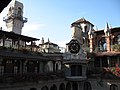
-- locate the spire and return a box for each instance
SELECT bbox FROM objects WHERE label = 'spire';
[105,22,109,31]
[41,37,44,44]
[48,38,50,43]
[104,22,110,36]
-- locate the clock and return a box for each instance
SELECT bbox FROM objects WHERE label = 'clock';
[68,39,80,54]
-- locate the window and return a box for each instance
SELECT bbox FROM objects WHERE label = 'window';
[113,34,120,44]
[59,83,65,90]
[50,84,57,90]
[41,86,48,90]
[66,83,71,90]
[102,57,108,67]
[98,37,106,51]
[117,35,120,44]
[84,82,92,90]
[72,82,78,90]
[110,57,118,67]
[71,65,82,76]
[17,7,22,17]
[110,84,118,90]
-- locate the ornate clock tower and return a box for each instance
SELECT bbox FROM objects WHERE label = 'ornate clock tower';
[63,18,94,90]
[3,0,27,35]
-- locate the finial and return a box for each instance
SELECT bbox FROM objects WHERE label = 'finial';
[48,38,50,43]
[0,27,2,30]
[105,22,109,32]
[41,37,44,44]
[104,22,110,36]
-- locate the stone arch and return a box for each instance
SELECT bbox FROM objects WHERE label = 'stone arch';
[59,83,65,90]
[72,82,78,90]
[30,88,37,90]
[110,84,118,90]
[41,86,49,90]
[55,61,61,71]
[50,84,57,90]
[84,82,92,90]
[66,82,71,90]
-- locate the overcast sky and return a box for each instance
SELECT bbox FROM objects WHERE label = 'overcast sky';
[0,0,120,47]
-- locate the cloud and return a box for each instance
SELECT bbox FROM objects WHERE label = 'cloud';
[22,23,45,33]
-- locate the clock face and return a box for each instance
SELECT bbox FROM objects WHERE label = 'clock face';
[69,39,80,54]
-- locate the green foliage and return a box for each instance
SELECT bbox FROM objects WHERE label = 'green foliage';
[112,44,120,52]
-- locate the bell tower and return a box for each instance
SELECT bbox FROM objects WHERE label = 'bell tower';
[71,17,94,47]
[3,0,27,35]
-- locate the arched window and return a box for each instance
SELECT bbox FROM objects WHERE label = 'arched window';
[117,35,120,44]
[84,82,92,90]
[45,61,53,72]
[17,7,22,17]
[72,82,78,90]
[41,86,48,90]
[98,37,106,51]
[55,61,61,71]
[50,84,57,90]
[110,84,118,90]
[66,82,71,90]
[8,7,12,15]
[59,83,65,90]
[113,34,120,45]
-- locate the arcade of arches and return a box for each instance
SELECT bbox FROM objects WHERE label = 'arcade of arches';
[28,82,93,90]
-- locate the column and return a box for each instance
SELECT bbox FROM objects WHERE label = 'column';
[3,34,6,47]
[89,38,93,52]
[106,36,111,52]
[31,41,33,51]
[18,37,20,49]
[19,60,23,73]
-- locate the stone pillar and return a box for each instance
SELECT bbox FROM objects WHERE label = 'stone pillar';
[19,60,23,73]
[89,38,93,52]
[3,34,6,47]
[106,36,110,52]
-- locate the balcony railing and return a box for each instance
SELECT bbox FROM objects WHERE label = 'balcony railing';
[3,14,28,23]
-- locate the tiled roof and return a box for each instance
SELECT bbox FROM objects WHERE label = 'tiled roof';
[0,49,47,61]
[0,30,39,42]
[71,17,94,26]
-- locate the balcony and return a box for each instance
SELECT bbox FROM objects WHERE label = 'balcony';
[65,76,86,81]
[3,14,28,23]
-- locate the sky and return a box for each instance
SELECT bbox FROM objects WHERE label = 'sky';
[0,0,120,47]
